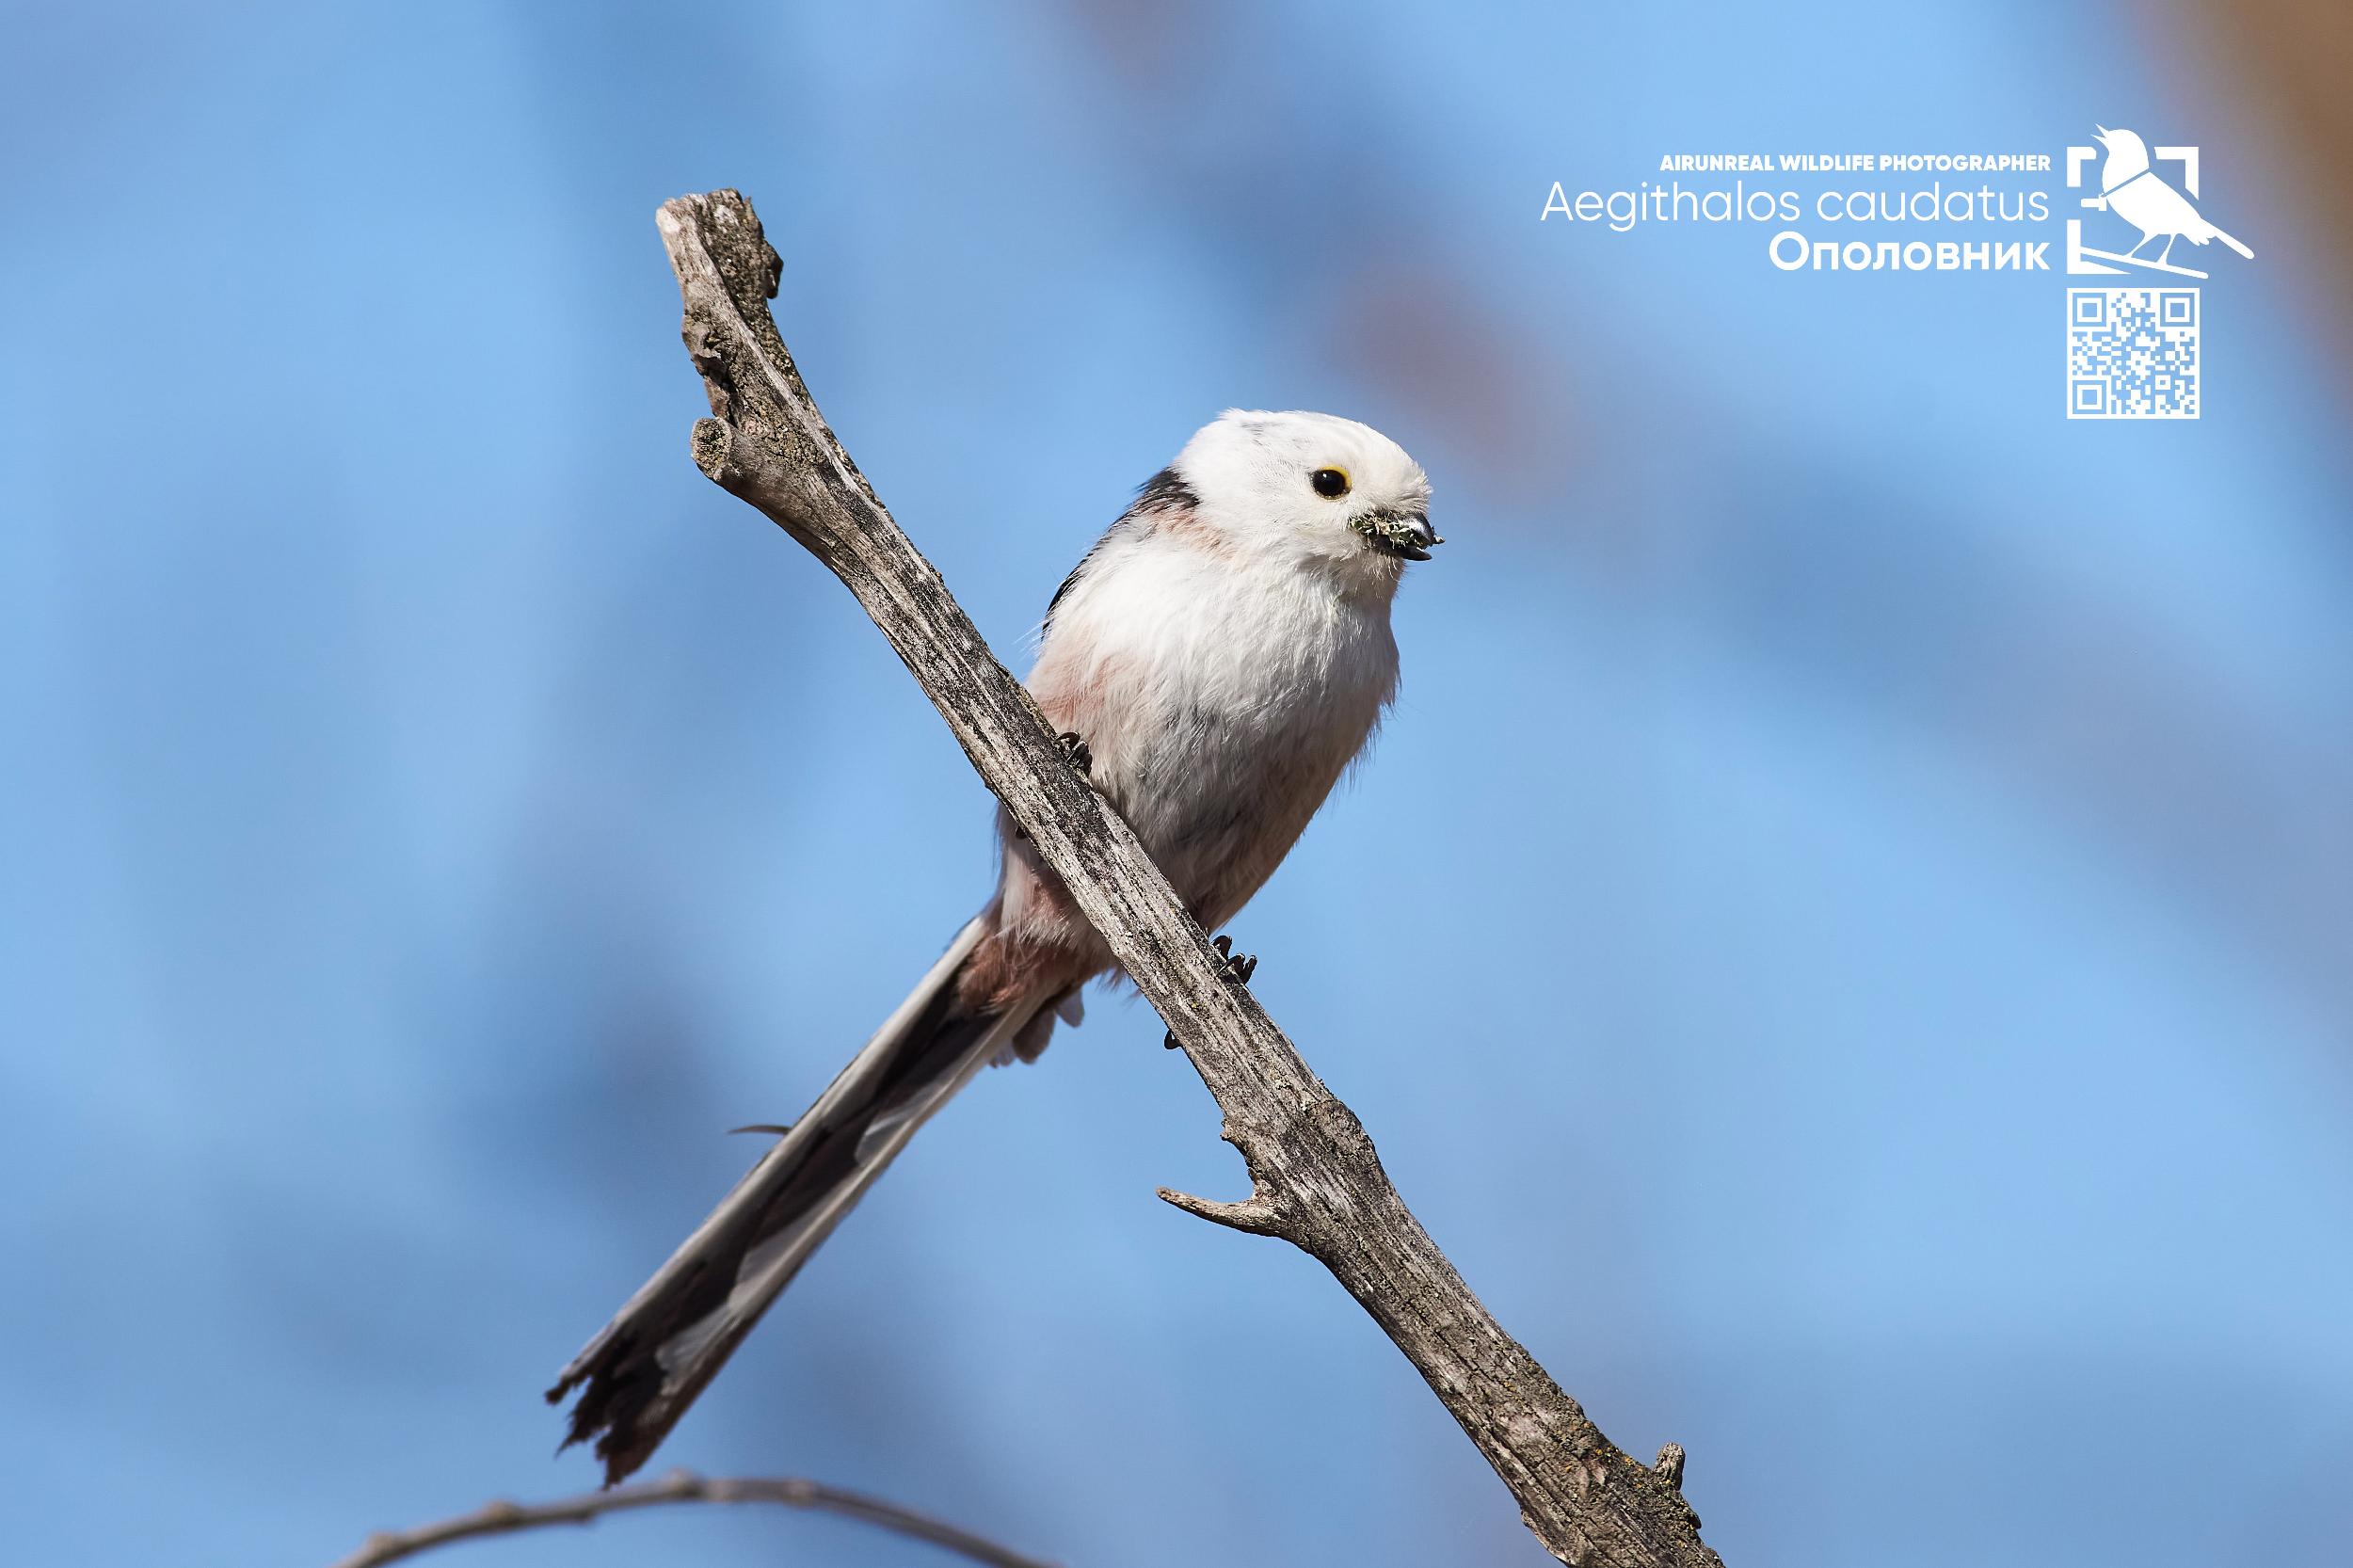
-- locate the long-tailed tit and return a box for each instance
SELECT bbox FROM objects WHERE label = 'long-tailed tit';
[551,409,1440,1480]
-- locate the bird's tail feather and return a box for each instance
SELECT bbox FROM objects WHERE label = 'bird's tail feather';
[548,916,1034,1483]
[2211,226,2252,259]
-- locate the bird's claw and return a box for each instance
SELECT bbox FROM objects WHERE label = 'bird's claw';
[1161,938,1257,1049]
[1211,934,1257,985]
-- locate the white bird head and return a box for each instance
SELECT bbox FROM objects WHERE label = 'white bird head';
[1170,409,1439,576]
[2092,126,2152,174]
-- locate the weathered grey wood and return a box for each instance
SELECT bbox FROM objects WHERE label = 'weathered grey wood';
[655,188,1721,1568]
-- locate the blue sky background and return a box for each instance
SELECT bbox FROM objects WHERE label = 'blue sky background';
[4,4,2348,1565]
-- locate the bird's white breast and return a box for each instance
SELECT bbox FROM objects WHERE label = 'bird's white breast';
[1029,525,1399,922]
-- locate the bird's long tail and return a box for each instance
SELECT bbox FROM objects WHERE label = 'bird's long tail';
[548,917,1039,1484]
[2210,225,2253,259]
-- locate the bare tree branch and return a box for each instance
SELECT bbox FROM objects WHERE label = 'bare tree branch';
[327,1470,1059,1568]
[655,187,1721,1568]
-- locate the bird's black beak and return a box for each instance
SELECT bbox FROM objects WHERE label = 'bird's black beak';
[1363,510,1442,562]
[1401,513,1440,559]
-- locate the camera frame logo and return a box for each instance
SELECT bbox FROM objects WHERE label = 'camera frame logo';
[2062,127,2251,421]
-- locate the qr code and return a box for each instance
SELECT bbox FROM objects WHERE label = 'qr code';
[2067,288,2198,419]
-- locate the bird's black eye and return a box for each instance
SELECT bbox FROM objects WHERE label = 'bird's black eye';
[1310,467,1351,499]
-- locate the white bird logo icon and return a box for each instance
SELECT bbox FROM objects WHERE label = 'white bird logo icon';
[2085,125,2253,268]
